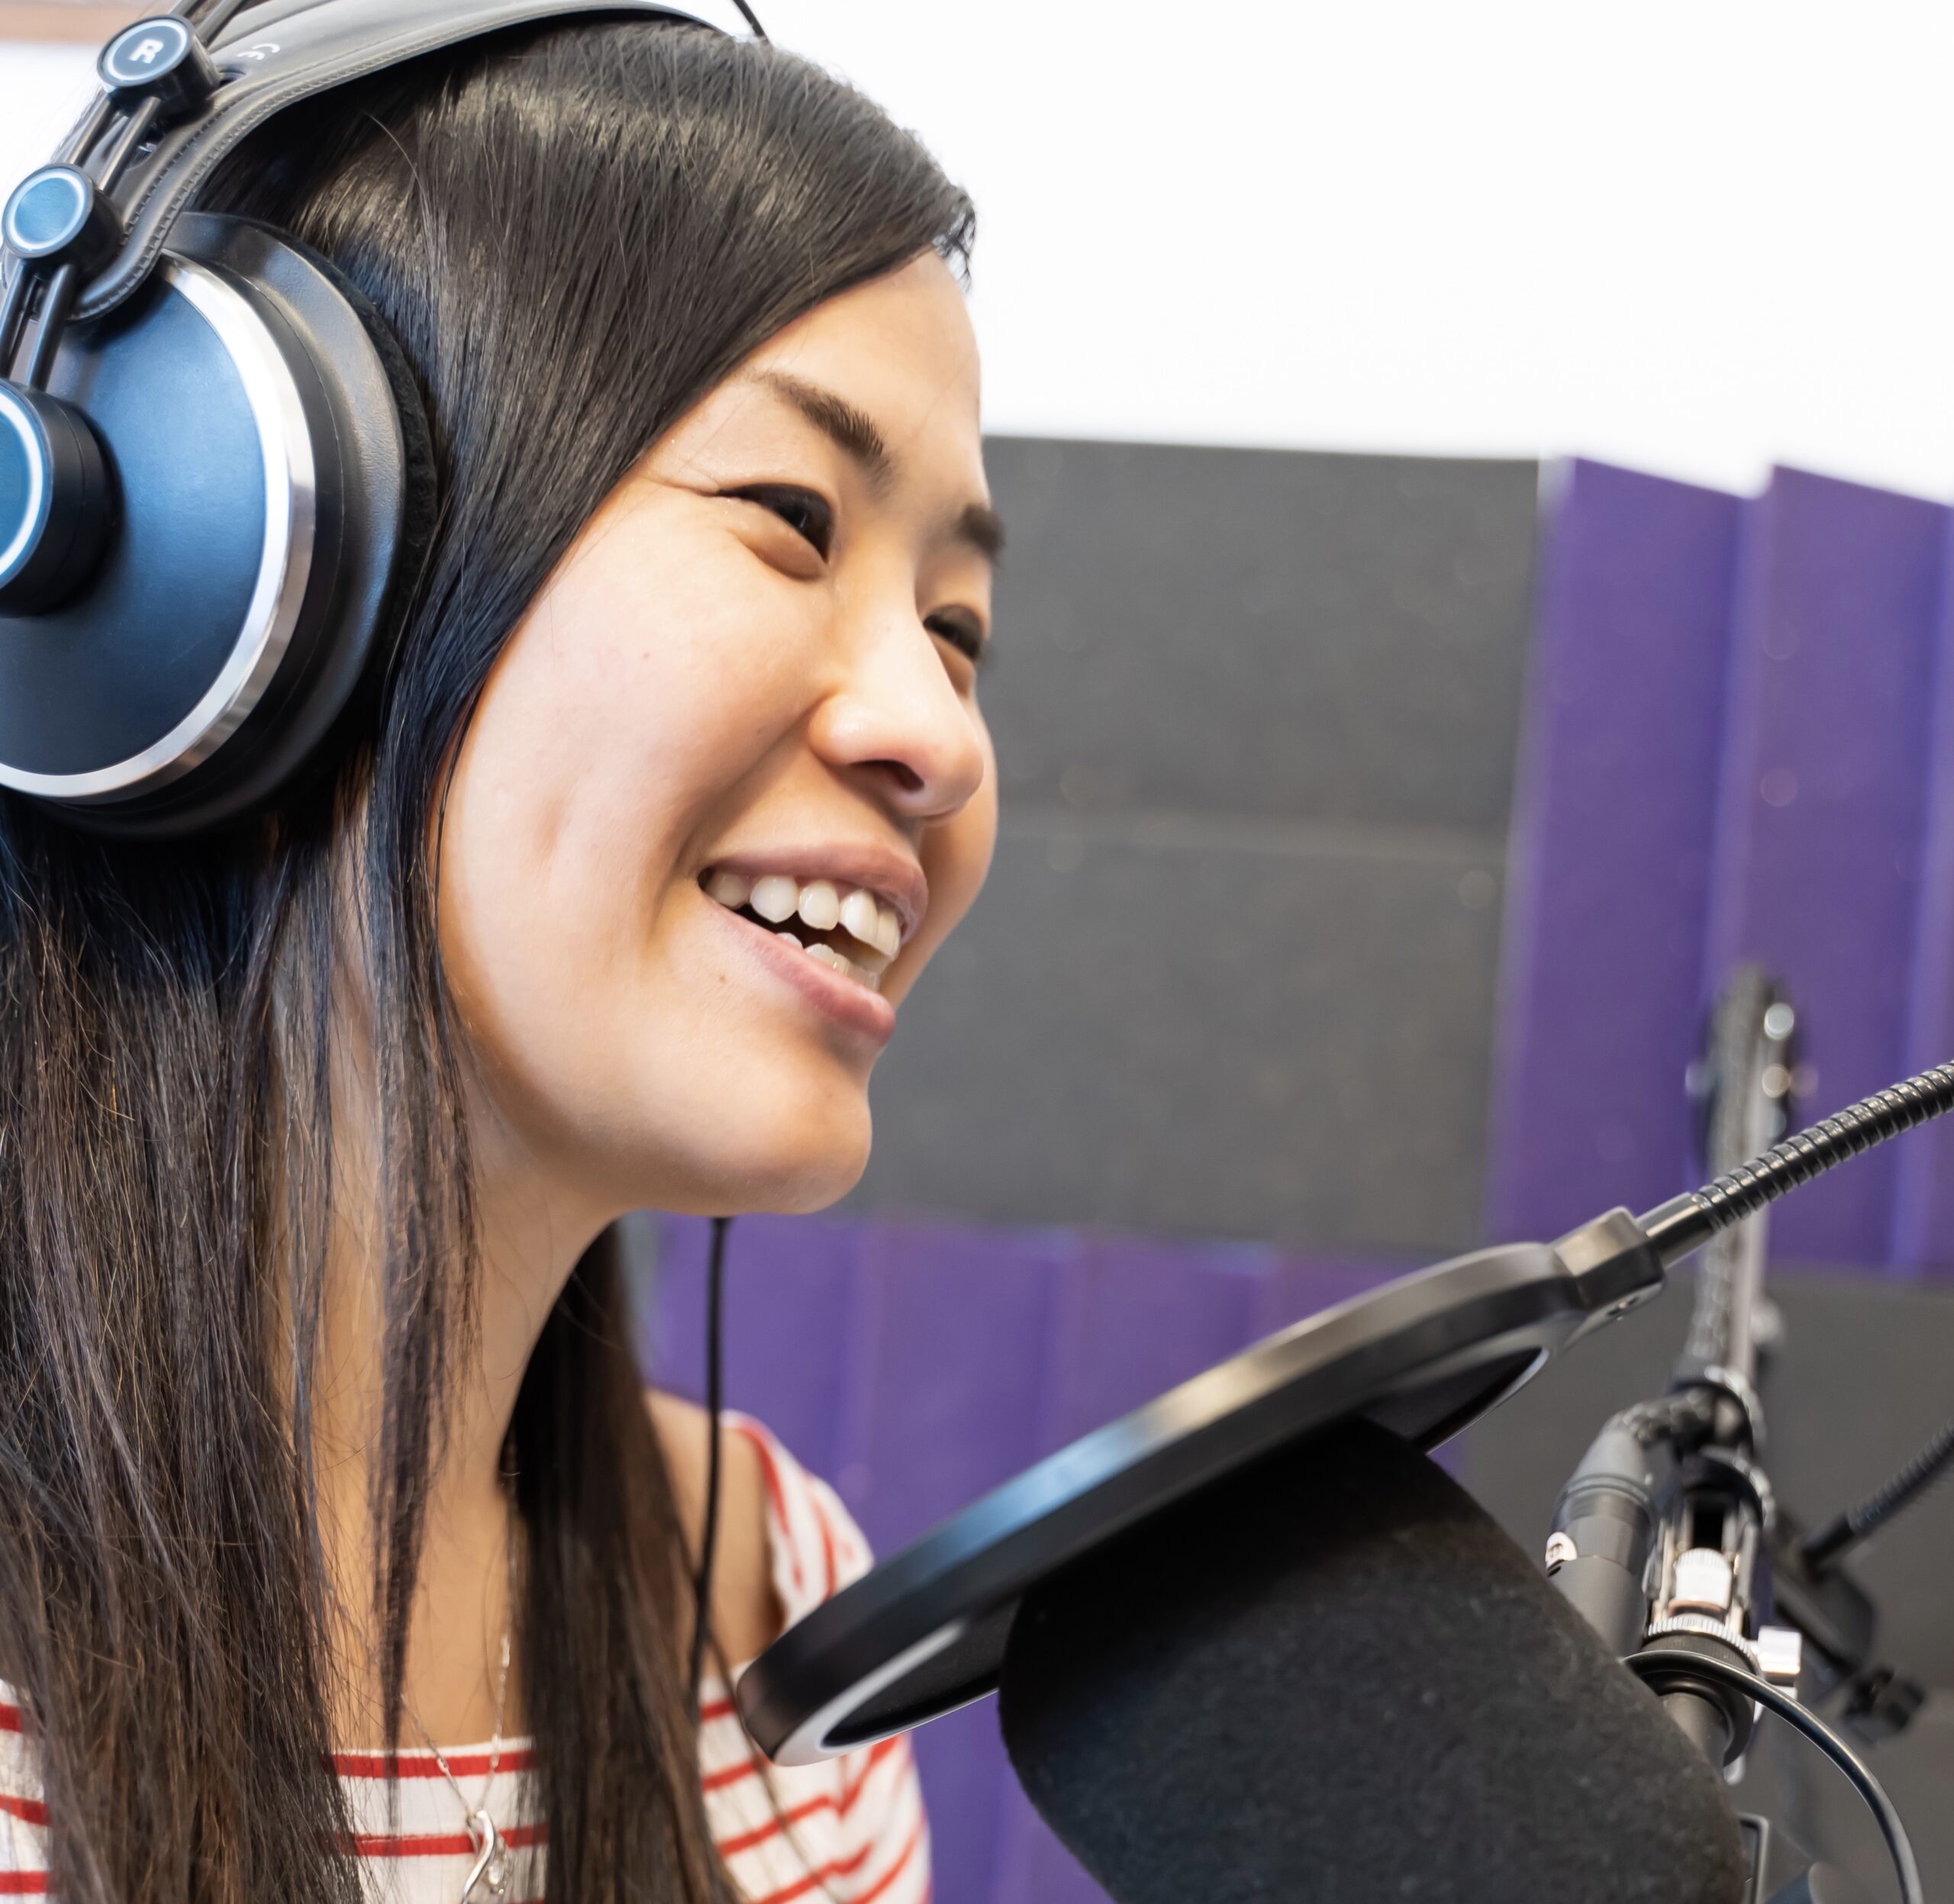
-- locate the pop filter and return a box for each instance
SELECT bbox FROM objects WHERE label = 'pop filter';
[737,1209,1664,1764]
[738,1064,1954,1771]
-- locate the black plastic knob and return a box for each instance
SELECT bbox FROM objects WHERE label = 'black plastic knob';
[0,382,114,615]
[2,168,122,277]
[97,16,222,121]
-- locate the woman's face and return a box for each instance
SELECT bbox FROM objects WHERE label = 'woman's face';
[438,253,998,1222]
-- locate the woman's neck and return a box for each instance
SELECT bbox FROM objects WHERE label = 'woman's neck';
[299,1069,613,1748]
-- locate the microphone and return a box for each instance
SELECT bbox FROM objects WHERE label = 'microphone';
[998,1418,1748,1904]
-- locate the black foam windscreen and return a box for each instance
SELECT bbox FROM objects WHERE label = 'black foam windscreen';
[1000,1419,1748,1904]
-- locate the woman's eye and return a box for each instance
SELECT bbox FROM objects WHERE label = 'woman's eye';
[927,610,987,669]
[727,484,834,559]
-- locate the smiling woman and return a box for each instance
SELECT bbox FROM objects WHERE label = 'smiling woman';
[0,17,985,1904]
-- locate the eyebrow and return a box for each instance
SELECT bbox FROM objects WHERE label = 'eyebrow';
[958,501,1006,564]
[753,368,1005,566]
[758,369,892,489]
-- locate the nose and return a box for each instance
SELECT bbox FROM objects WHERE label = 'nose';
[810,598,988,825]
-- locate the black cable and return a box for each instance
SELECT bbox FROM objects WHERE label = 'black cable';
[687,1216,730,1712]
[0,263,34,379]
[1640,1062,1954,1268]
[1623,1649,1923,1904]
[22,263,79,391]
[56,95,116,172]
[1802,1416,1954,1570]
[727,0,770,38]
[95,95,161,195]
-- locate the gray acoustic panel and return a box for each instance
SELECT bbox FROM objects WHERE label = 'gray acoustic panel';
[850,808,1504,1252]
[848,439,1540,1251]
[979,439,1540,832]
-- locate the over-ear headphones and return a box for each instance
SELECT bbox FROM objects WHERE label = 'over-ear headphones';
[0,0,759,835]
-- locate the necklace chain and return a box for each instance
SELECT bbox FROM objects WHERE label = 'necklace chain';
[398,1503,518,1904]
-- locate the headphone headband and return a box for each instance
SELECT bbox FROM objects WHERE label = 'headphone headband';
[36,0,757,327]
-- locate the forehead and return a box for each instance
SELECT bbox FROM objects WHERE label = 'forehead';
[743,253,985,487]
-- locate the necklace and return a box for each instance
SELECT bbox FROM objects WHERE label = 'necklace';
[400,1506,518,1904]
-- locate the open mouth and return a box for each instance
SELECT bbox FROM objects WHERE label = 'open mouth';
[701,869,904,994]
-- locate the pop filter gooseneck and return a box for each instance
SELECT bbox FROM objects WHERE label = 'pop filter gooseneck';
[1636,1062,1954,1268]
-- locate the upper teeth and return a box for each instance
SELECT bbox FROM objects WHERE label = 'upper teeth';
[705,869,904,962]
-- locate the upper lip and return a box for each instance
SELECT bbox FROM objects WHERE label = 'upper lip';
[700,843,928,944]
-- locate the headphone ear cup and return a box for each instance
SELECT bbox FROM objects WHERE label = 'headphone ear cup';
[90,212,429,834]
[0,212,422,836]
[163,215,441,823]
[275,222,440,723]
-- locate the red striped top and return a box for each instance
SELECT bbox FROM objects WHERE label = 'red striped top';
[0,1415,929,1904]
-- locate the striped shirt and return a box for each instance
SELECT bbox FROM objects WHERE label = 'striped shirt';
[0,1414,929,1904]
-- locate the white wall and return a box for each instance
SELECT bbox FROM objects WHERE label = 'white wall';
[8,2,1954,499]
[2,43,98,188]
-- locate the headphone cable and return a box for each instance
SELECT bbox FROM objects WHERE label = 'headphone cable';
[688,1216,731,1712]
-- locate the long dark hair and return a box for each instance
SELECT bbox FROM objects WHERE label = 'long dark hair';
[0,22,972,1900]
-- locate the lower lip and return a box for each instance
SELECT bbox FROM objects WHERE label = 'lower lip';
[708,900,898,1045]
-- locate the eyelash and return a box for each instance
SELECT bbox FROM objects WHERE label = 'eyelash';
[925,611,986,668]
[727,484,988,670]
[731,483,834,559]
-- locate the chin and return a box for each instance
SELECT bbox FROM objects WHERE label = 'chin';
[640,1093,873,1219]
[763,1113,874,1213]
[764,1158,869,1216]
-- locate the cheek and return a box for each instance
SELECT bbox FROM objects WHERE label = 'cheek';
[432,513,808,1130]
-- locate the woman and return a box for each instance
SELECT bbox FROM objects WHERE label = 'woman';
[0,16,995,1902]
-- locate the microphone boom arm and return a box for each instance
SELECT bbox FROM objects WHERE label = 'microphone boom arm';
[1545,1001,1949,1904]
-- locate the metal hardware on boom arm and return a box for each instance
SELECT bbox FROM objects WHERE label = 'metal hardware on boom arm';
[1546,973,1930,1904]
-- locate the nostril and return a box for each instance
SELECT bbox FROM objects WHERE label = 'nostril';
[871,759,925,796]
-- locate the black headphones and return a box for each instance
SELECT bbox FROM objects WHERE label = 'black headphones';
[0,0,759,835]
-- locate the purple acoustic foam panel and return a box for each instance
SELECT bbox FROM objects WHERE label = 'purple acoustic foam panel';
[1893,507,1954,1277]
[1488,459,1743,1246]
[1702,469,1949,1266]
[1032,1232,1267,1452]
[640,1213,863,1479]
[649,1214,1071,1904]
[993,1797,1117,1904]
[647,1213,1421,1904]
[992,1232,1269,1904]
[1250,1252,1407,1340]
[834,1221,1071,1904]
